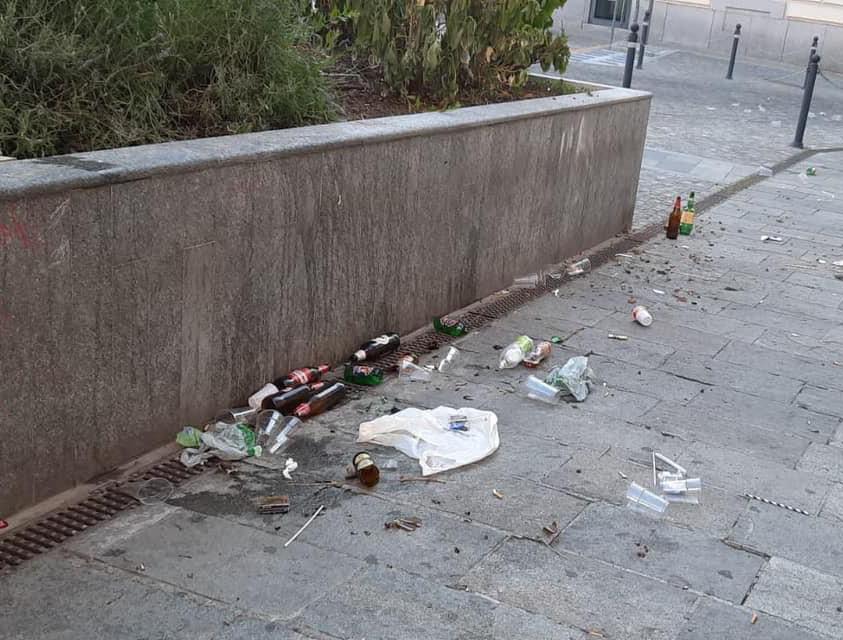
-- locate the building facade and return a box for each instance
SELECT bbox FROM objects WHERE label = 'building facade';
[558,0,843,71]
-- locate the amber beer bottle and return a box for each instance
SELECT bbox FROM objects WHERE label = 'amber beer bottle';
[294,382,347,418]
[666,196,682,240]
[261,382,325,413]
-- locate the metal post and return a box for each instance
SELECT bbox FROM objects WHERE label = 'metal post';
[726,24,741,80]
[623,23,640,88]
[637,10,651,69]
[793,54,820,149]
[803,36,819,89]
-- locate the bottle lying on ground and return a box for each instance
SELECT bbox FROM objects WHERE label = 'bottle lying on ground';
[499,335,534,369]
[275,365,330,389]
[294,382,347,418]
[344,364,384,386]
[349,333,400,362]
[261,382,325,413]
[433,316,469,336]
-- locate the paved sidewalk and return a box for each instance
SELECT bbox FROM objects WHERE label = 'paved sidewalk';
[550,41,843,229]
[3,150,842,638]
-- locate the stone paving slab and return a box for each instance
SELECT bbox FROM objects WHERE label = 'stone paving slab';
[745,556,843,639]
[796,442,843,482]
[459,538,698,639]
[292,564,585,640]
[558,502,763,602]
[676,597,828,640]
[0,552,306,640]
[729,502,843,579]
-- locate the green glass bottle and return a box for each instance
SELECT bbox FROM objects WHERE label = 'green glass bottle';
[433,316,469,337]
[679,192,695,235]
[343,364,384,386]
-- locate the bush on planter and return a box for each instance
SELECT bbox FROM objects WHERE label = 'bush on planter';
[0,0,335,159]
[311,0,569,101]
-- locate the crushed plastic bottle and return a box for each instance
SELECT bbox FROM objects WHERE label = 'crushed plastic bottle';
[499,335,534,369]
[437,346,460,373]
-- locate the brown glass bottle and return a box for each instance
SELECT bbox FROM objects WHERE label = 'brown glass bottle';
[294,382,347,418]
[666,196,682,240]
[352,452,380,487]
[261,382,325,413]
[274,364,330,389]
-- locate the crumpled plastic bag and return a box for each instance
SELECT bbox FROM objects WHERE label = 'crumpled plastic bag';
[357,406,499,476]
[545,356,593,402]
[179,421,262,468]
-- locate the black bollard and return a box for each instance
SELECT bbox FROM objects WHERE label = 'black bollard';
[637,10,651,70]
[803,36,819,89]
[793,54,820,149]
[623,23,640,88]
[726,24,741,80]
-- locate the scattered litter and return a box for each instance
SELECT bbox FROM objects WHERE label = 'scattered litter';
[257,495,290,515]
[617,471,628,480]
[135,563,145,572]
[607,333,629,340]
[567,258,591,276]
[706,106,717,111]
[523,375,561,404]
[385,516,422,531]
[626,482,668,515]
[832,260,843,267]
[587,629,606,638]
[344,364,384,386]
[751,612,759,625]
[492,489,504,500]
[499,335,534,369]
[652,288,665,295]
[757,104,766,112]
[358,406,499,475]
[399,475,446,484]
[512,273,543,289]
[399,358,433,382]
[760,235,783,242]
[655,452,687,476]
[756,166,773,177]
[437,346,460,373]
[744,493,810,516]
[546,356,593,402]
[351,333,400,362]
[284,505,325,547]
[616,253,634,259]
[806,167,817,176]
[257,412,303,454]
[433,316,469,337]
[627,296,637,304]
[603,382,610,398]
[523,341,552,367]
[447,414,470,431]
[214,406,258,425]
[179,421,262,467]
[552,288,560,297]
[674,293,688,303]
[550,336,563,344]
[282,457,298,480]
[176,426,203,448]
[632,305,653,327]
[352,452,380,487]
[382,458,399,470]
[543,520,561,546]
[135,478,174,505]
[248,382,280,410]
[817,259,827,265]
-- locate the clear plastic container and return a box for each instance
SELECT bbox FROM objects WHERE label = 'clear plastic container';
[256,410,303,454]
[399,359,433,382]
[626,481,669,514]
[523,375,561,404]
[567,258,591,276]
[661,477,702,494]
[437,347,460,373]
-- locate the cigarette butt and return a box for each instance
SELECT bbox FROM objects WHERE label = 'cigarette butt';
[751,612,758,624]
[492,489,504,499]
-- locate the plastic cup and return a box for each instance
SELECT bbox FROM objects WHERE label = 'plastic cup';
[632,305,653,327]
[661,478,702,494]
[399,359,432,382]
[626,481,669,514]
[523,375,560,404]
[215,406,257,424]
[248,383,279,410]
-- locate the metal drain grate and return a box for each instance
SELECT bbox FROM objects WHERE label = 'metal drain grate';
[0,457,205,570]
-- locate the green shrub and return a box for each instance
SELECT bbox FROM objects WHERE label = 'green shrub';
[312,0,569,101]
[0,0,336,158]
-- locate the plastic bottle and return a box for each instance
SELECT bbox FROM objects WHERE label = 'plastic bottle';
[523,341,552,367]
[433,316,469,337]
[343,364,384,386]
[275,365,330,389]
[262,382,325,413]
[437,346,460,373]
[294,382,347,418]
[499,335,534,369]
[349,333,400,362]
[256,411,303,453]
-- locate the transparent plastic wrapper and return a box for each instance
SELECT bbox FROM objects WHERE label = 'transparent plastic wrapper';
[179,421,262,467]
[512,273,542,289]
[523,375,561,405]
[545,356,593,401]
[357,406,499,476]
[437,347,460,373]
[626,482,669,515]
[399,359,433,382]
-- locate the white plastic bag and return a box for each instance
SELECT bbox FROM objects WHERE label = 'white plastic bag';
[357,406,499,476]
[180,421,262,467]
